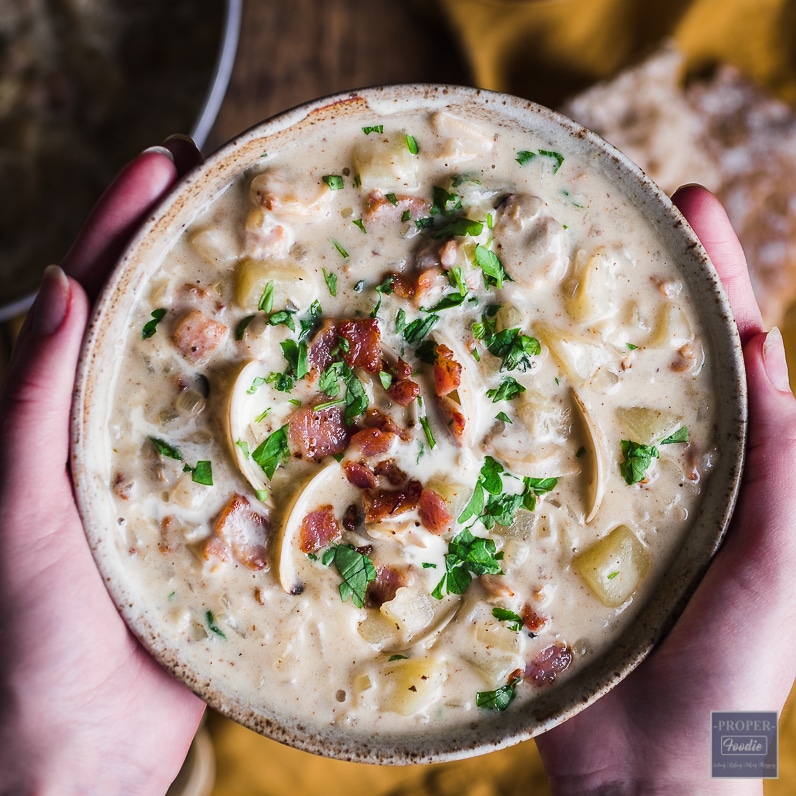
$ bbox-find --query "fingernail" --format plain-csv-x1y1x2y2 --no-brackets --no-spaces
30,265,70,338
140,145,175,162
763,327,792,394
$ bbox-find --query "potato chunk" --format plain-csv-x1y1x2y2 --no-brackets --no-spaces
354,134,421,193
377,656,446,715
235,257,319,311
573,525,649,607
616,406,680,444
565,248,619,324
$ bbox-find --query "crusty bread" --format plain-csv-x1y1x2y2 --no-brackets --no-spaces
561,43,796,327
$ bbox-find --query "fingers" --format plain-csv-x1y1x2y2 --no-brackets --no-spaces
61,140,202,301
0,267,89,475
672,184,763,344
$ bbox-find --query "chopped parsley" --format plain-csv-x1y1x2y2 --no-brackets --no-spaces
267,309,296,332
258,280,275,313
322,268,338,296
492,607,524,632
205,610,227,639
432,528,504,599
323,174,344,191
331,240,349,259
148,436,182,460
419,415,436,450
183,460,213,486
660,426,689,445
352,218,367,233
423,292,468,313
495,411,512,424
362,124,384,135
619,440,659,485
252,425,290,479
474,244,510,289
141,308,167,339
405,133,419,154
474,316,540,372
398,310,439,345
476,674,521,711
515,149,565,173
486,376,526,403
322,544,377,608
235,314,255,340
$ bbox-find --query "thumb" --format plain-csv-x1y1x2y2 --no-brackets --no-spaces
0,266,90,480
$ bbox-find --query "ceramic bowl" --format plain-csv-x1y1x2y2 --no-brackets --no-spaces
71,84,746,764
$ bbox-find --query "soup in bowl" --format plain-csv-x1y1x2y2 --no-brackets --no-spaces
71,85,746,764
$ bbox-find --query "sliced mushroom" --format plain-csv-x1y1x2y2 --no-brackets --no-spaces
571,388,608,524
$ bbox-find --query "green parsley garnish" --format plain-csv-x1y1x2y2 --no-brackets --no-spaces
486,376,526,403
205,610,226,639
626,342,639,350
362,125,384,135
495,411,512,424
492,606,524,632
235,314,255,340
515,150,536,166
619,440,659,485
323,174,344,190
332,240,349,259
432,528,504,599
474,245,510,289
267,309,296,332
322,544,377,608
405,133,419,154
386,192,399,205
322,268,338,296
476,674,521,711
423,292,468,313
252,425,290,479
660,426,689,445
148,436,182,460
258,280,275,313
419,415,436,450
183,460,213,486
352,218,367,233
142,308,167,339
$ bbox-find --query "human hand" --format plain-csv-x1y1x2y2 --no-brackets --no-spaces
0,138,207,796
535,185,796,795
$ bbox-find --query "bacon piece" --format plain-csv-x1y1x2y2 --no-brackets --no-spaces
172,309,227,365
362,479,422,524
521,604,549,634
433,344,462,397
350,426,396,457
299,505,341,553
337,318,382,373
366,565,410,607
436,394,466,441
373,459,407,486
524,643,573,687
418,488,453,535
288,405,351,460
343,460,378,489
385,356,421,406
364,408,411,441
389,273,416,300
342,503,361,532
309,319,339,372
203,493,268,570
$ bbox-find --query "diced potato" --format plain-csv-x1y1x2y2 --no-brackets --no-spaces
377,656,446,715
379,587,434,643
235,257,319,311
616,407,680,444
357,613,401,649
535,324,612,383
565,248,618,324
495,303,526,333
650,303,694,348
354,134,421,193
431,111,493,163
573,525,649,607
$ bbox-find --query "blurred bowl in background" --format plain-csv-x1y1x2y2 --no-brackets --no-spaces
0,0,241,322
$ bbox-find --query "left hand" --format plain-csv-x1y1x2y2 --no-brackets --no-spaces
0,138,207,796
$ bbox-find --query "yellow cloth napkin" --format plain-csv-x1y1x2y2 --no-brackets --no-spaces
208,2,796,793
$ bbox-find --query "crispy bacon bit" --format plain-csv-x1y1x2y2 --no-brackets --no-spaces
288,405,351,460
373,459,408,486
524,643,573,687
362,479,422,524
366,565,410,607
343,460,378,489
309,319,339,372
364,408,411,441
172,309,227,365
203,493,268,570
389,273,416,299
436,394,466,441
521,604,549,634
433,344,462,397
342,503,361,532
350,426,396,457
299,505,341,554
418,488,453,535
386,356,421,406
337,318,382,373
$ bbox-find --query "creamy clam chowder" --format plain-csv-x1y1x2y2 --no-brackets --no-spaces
107,104,716,739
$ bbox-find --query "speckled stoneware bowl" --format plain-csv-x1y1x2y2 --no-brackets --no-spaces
71,84,747,764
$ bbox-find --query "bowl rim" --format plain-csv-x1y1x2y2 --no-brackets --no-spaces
71,83,747,765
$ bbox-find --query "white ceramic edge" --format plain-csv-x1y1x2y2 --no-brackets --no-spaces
70,84,747,765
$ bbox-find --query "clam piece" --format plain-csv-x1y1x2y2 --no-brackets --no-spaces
571,389,607,524
276,462,360,595
535,323,613,383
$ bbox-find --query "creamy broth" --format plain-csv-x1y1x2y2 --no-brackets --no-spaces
104,103,717,742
